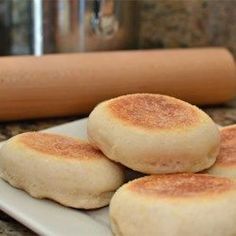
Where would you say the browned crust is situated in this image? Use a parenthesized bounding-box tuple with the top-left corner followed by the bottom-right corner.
(216, 125, 236, 166)
(108, 94, 201, 130)
(18, 132, 104, 159)
(128, 174, 234, 198)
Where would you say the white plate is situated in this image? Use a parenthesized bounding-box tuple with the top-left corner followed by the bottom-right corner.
(0, 118, 113, 236)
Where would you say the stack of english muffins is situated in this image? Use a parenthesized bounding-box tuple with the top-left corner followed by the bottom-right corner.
(1, 93, 236, 236)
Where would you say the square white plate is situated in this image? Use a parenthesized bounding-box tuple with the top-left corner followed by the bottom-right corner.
(0, 118, 113, 236)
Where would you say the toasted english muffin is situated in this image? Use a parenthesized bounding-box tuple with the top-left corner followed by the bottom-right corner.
(0, 132, 124, 209)
(207, 124, 236, 179)
(110, 173, 236, 236)
(88, 93, 220, 174)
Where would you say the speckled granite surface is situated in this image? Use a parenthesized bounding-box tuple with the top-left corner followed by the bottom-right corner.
(0, 117, 77, 142)
(1, 100, 236, 234)
(138, 0, 236, 56)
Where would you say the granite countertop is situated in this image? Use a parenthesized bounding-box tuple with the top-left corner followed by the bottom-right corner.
(138, 0, 236, 56)
(1, 100, 236, 235)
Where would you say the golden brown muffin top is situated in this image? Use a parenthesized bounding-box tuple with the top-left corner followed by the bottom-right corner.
(217, 125, 236, 166)
(18, 132, 104, 159)
(108, 94, 202, 130)
(129, 174, 234, 198)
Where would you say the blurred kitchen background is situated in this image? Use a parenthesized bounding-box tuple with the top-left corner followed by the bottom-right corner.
(0, 0, 235, 56)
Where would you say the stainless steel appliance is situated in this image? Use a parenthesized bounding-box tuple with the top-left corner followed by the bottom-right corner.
(0, 0, 138, 55)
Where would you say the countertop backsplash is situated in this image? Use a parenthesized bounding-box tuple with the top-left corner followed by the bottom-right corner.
(138, 0, 236, 56)
(0, 0, 235, 56)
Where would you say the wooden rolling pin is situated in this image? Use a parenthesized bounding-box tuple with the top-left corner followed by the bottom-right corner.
(0, 48, 235, 121)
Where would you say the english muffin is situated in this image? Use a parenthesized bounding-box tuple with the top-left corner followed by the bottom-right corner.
(88, 93, 220, 174)
(110, 174, 236, 236)
(207, 124, 236, 178)
(0, 132, 124, 209)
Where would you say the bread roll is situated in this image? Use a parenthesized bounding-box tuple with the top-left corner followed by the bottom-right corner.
(88, 93, 220, 174)
(110, 174, 236, 236)
(0, 132, 124, 209)
(207, 125, 236, 178)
